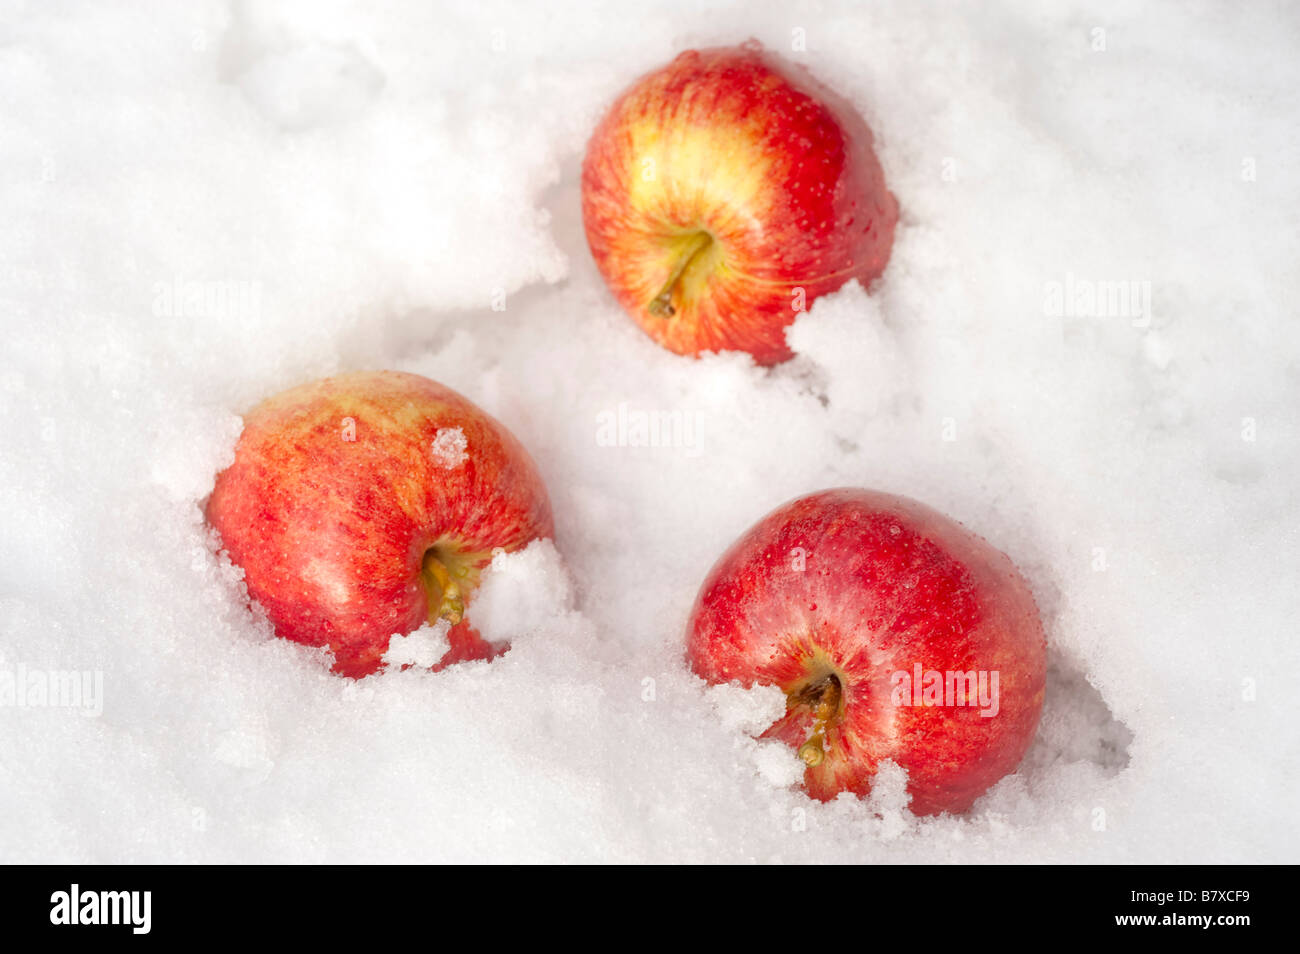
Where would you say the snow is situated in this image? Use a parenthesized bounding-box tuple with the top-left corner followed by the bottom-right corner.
(382, 622, 451, 670)
(2, 0, 1297, 862)
(429, 426, 468, 469)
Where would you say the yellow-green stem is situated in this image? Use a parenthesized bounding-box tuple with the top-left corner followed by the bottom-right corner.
(648, 231, 714, 318)
(421, 551, 465, 625)
(797, 675, 843, 767)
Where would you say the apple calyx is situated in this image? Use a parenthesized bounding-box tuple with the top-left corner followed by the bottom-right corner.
(792, 673, 843, 767)
(420, 548, 467, 626)
(647, 230, 716, 318)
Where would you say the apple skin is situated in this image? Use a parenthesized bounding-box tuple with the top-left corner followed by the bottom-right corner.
(581, 42, 898, 365)
(686, 489, 1046, 815)
(207, 370, 554, 678)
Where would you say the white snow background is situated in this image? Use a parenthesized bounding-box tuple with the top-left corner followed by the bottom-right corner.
(1, 0, 1297, 863)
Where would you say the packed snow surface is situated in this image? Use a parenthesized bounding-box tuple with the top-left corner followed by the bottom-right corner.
(2, 0, 1297, 862)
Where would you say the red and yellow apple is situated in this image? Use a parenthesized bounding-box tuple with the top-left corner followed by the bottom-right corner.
(207, 370, 554, 678)
(686, 489, 1046, 815)
(581, 42, 898, 365)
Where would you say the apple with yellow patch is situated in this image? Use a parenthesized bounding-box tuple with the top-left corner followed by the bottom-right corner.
(582, 42, 898, 365)
(207, 371, 554, 678)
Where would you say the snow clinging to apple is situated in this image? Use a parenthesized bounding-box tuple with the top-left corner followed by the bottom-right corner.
(581, 42, 898, 365)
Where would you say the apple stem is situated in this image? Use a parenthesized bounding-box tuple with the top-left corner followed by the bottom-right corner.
(421, 550, 465, 626)
(797, 676, 842, 768)
(648, 231, 713, 318)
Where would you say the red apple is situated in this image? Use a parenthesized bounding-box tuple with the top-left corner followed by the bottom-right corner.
(207, 370, 554, 678)
(686, 489, 1046, 815)
(581, 42, 898, 365)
